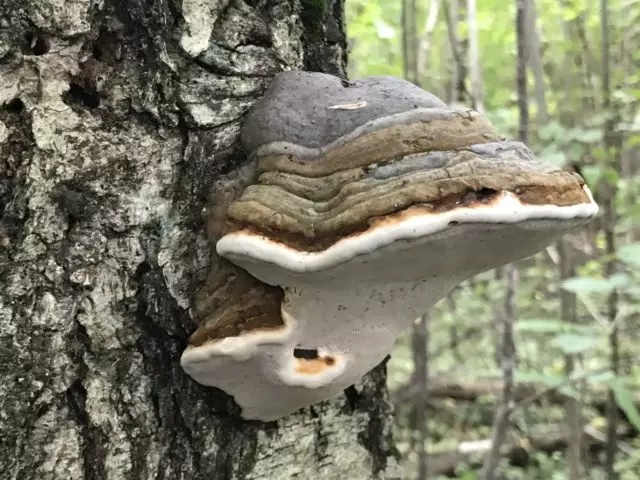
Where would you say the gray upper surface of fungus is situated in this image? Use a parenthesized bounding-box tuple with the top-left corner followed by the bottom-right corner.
(181, 71, 598, 421)
(241, 71, 447, 150)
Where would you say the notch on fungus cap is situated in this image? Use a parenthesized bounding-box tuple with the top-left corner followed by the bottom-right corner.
(181, 71, 598, 421)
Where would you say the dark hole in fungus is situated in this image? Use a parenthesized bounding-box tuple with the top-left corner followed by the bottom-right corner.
(4, 98, 24, 113)
(324, 356, 335, 366)
(293, 348, 319, 359)
(24, 32, 49, 55)
(63, 82, 100, 109)
(461, 187, 498, 205)
(448, 221, 459, 226)
(476, 187, 497, 201)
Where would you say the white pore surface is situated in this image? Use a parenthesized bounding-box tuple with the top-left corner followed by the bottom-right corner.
(216, 188, 598, 284)
(183, 188, 599, 421)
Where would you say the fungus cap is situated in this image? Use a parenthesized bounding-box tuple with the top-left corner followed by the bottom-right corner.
(181, 71, 598, 421)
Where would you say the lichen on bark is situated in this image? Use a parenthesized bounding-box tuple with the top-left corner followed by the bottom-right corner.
(0, 0, 399, 479)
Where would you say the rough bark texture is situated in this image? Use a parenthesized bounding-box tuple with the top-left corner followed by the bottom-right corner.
(0, 1, 400, 479)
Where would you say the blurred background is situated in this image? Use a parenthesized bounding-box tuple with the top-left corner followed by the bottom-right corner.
(345, 0, 640, 478)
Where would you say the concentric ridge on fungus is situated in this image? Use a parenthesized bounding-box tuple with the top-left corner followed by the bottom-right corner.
(181, 71, 599, 421)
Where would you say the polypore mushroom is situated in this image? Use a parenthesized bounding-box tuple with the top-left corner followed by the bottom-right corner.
(181, 71, 598, 421)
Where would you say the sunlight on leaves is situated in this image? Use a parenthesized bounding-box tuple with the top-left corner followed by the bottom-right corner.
(610, 379, 640, 432)
(549, 333, 601, 354)
(617, 243, 640, 268)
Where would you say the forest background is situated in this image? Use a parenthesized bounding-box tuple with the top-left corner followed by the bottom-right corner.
(346, 0, 640, 478)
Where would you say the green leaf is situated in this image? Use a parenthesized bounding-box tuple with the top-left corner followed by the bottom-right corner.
(513, 371, 565, 387)
(626, 203, 640, 221)
(581, 165, 602, 186)
(618, 243, 640, 268)
(601, 166, 620, 186)
(575, 128, 603, 143)
(610, 380, 640, 431)
(608, 272, 632, 288)
(538, 121, 566, 141)
(516, 319, 595, 334)
(585, 371, 615, 385)
(373, 19, 395, 39)
(540, 152, 567, 166)
(561, 276, 616, 294)
(550, 333, 601, 354)
(627, 134, 640, 148)
(558, 385, 580, 398)
(568, 143, 585, 162)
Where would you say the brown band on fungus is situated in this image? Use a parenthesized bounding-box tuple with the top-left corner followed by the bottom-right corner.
(188, 285, 285, 347)
(193, 265, 267, 322)
(223, 181, 590, 252)
(257, 116, 502, 177)
(221, 171, 590, 251)
(253, 148, 560, 205)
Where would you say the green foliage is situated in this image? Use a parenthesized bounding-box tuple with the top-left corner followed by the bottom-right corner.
(561, 276, 621, 294)
(347, 0, 640, 478)
(610, 379, 640, 432)
(516, 318, 596, 334)
(618, 243, 640, 268)
(550, 333, 602, 355)
(346, 0, 403, 78)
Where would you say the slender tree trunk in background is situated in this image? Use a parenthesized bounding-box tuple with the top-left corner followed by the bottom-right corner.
(600, 0, 620, 478)
(481, 1, 528, 476)
(481, 266, 518, 480)
(558, 0, 597, 115)
(411, 315, 429, 480)
(491, 268, 504, 367)
(402, 3, 430, 477)
(443, 0, 468, 103)
(467, 0, 484, 113)
(550, 10, 586, 464)
(555, 0, 578, 125)
(402, 0, 410, 80)
(559, 239, 586, 480)
(573, 14, 598, 112)
(0, 1, 401, 479)
(443, 0, 458, 103)
(446, 294, 465, 365)
(416, 0, 441, 88)
(516, 0, 529, 144)
(525, 0, 548, 126)
(555, 0, 595, 124)
(402, 0, 418, 83)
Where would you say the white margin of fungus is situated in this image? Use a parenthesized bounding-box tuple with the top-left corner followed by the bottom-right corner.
(216, 187, 599, 273)
(181, 313, 294, 363)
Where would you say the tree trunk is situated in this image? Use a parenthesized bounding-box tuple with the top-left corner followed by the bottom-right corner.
(524, 0, 548, 126)
(443, 0, 467, 104)
(0, 1, 399, 479)
(599, 0, 621, 478)
(467, 0, 484, 113)
(402, 0, 418, 83)
(415, 0, 440, 88)
(559, 239, 586, 480)
(410, 314, 429, 480)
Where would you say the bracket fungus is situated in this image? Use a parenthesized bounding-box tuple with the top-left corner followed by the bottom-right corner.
(181, 71, 598, 421)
